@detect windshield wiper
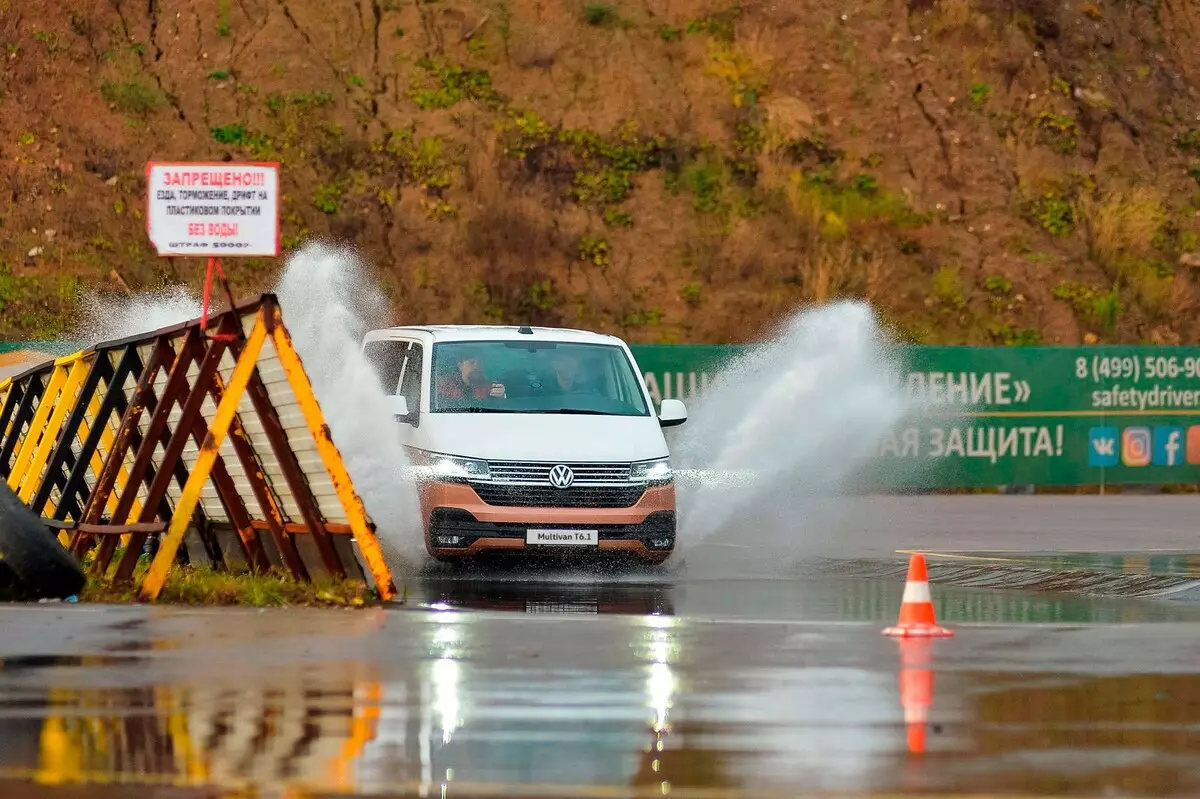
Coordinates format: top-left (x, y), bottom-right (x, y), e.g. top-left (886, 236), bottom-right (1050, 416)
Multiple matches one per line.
top-left (544, 408), bottom-right (611, 415)
top-left (438, 407), bottom-right (517, 413)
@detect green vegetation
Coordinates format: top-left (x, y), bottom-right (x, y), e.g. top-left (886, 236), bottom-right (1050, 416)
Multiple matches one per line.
top-left (706, 41), bottom-right (767, 107)
top-left (674, 158), bottom-right (727, 214)
top-left (988, 322), bottom-right (1041, 346)
top-left (100, 80), bottom-right (166, 116)
top-left (312, 182), bottom-right (346, 214)
top-left (502, 112), bottom-right (664, 223)
top-left (968, 82), bottom-right (990, 107)
top-left (582, 3), bottom-right (628, 28)
top-left (1054, 281), bottom-right (1121, 333)
top-left (578, 234), bottom-right (611, 265)
top-left (604, 207), bottom-right (633, 227)
top-left (81, 565), bottom-right (381, 607)
top-left (931, 265), bottom-right (965, 309)
top-left (265, 90), bottom-right (334, 112)
top-left (210, 123), bottom-right (246, 144)
top-left (207, 69), bottom-right (231, 80)
top-left (1034, 111), bottom-right (1079, 154)
top-left (1175, 128), bottom-right (1200, 154)
top-left (659, 24), bottom-right (683, 42)
top-left (33, 29), bottom-right (65, 56)
top-left (386, 130), bottom-right (461, 191)
top-left (984, 275), bottom-right (1012, 295)
top-left (408, 58), bottom-right (500, 110)
top-left (686, 7), bottom-right (741, 42)
top-left (217, 0), bottom-right (232, 36)
top-left (1188, 164), bottom-right (1200, 185)
top-left (786, 168), bottom-right (927, 239)
top-left (1026, 191), bottom-right (1075, 236)
top-left (680, 281), bottom-right (703, 306)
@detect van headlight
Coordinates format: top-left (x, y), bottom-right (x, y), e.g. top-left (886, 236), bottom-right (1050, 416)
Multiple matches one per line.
top-left (630, 457), bottom-right (672, 484)
top-left (407, 448), bottom-right (491, 483)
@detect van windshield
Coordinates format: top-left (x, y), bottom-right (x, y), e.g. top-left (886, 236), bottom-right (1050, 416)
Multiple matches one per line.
top-left (430, 341), bottom-right (651, 416)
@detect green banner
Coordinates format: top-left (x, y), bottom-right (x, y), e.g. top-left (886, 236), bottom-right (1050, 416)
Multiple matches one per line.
top-left (630, 345), bottom-right (1200, 487)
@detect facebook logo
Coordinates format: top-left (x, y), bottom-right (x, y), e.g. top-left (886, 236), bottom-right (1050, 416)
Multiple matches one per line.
top-left (1153, 426), bottom-right (1185, 466)
top-left (1088, 426), bottom-right (1118, 467)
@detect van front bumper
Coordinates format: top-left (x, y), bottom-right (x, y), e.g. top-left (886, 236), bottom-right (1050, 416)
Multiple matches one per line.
top-left (418, 481), bottom-right (676, 563)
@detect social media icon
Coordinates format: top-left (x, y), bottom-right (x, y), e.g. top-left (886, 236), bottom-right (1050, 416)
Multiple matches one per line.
top-left (1122, 427), bottom-right (1152, 467)
top-left (1088, 426), bottom-right (1118, 467)
top-left (1153, 426), bottom-right (1185, 466)
top-left (1187, 426), bottom-right (1200, 465)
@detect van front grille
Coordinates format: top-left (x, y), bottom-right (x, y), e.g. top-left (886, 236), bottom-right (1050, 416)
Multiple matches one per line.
top-left (488, 461), bottom-right (632, 485)
top-left (473, 484), bottom-right (646, 508)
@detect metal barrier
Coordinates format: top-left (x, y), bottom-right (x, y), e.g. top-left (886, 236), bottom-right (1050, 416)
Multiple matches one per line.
top-left (0, 294), bottom-right (396, 601)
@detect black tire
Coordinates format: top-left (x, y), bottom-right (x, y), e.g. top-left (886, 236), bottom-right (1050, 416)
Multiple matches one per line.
top-left (0, 480), bottom-right (86, 601)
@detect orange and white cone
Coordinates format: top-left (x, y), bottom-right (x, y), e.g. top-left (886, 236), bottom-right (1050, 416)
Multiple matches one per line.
top-left (883, 553), bottom-right (953, 638)
top-left (897, 639), bottom-right (934, 754)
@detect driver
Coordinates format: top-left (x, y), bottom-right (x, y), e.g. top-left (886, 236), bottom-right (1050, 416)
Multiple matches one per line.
top-left (436, 354), bottom-right (505, 402)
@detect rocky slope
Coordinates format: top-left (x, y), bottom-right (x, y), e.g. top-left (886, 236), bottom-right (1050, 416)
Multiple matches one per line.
top-left (1, 0), bottom-right (1199, 344)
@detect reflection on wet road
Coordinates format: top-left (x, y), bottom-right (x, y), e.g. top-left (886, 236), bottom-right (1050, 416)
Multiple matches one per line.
top-left (3, 575), bottom-right (1200, 798)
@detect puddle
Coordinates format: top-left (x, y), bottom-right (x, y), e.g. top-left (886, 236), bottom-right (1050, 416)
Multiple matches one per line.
top-left (0, 623), bottom-right (1198, 797)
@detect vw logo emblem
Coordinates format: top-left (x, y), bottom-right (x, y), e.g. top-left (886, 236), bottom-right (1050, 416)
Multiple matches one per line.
top-left (548, 464), bottom-right (575, 489)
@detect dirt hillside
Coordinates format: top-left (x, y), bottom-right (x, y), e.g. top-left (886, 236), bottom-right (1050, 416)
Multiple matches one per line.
top-left (2, 0), bottom-right (1199, 344)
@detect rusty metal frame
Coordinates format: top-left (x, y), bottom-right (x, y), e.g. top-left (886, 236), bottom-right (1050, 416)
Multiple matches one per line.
top-left (0, 292), bottom-right (397, 601)
top-left (52, 348), bottom-right (135, 524)
top-left (227, 330), bottom-right (346, 580)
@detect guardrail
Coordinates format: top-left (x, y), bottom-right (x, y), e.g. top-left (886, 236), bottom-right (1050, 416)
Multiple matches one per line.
top-left (0, 295), bottom-right (396, 601)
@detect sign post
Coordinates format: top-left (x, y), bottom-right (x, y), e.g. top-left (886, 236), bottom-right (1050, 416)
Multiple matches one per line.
top-left (145, 161), bottom-right (281, 338)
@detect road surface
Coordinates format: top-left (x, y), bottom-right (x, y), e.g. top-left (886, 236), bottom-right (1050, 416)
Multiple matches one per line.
top-left (1, 495), bottom-right (1199, 798)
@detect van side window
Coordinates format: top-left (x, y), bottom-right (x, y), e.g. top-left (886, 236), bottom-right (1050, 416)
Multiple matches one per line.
top-left (363, 340), bottom-right (406, 395)
top-left (398, 343), bottom-right (424, 412)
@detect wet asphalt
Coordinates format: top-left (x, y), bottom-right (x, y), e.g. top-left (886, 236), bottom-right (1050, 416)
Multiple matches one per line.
top-left (2, 496), bottom-right (1200, 798)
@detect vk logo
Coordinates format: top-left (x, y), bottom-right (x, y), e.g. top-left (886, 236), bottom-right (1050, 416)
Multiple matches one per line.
top-left (1153, 426), bottom-right (1185, 466)
top-left (1088, 426), bottom-right (1118, 467)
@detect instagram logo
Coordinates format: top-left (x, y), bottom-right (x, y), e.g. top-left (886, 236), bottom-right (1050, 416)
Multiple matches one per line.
top-left (1121, 427), bottom-right (1151, 467)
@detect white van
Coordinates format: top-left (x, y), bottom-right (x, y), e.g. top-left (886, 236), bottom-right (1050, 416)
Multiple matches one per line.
top-left (360, 325), bottom-right (687, 563)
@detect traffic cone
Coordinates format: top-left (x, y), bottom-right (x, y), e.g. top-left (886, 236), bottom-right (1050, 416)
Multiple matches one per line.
top-left (883, 553), bottom-right (953, 638)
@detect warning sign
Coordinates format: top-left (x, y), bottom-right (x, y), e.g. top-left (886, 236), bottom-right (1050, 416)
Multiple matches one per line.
top-left (146, 162), bottom-right (280, 257)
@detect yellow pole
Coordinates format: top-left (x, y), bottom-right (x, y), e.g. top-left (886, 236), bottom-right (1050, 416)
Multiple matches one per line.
top-left (8, 364), bottom-right (68, 493)
top-left (139, 315), bottom-right (268, 600)
top-left (267, 303), bottom-right (397, 600)
top-left (19, 353), bottom-right (90, 503)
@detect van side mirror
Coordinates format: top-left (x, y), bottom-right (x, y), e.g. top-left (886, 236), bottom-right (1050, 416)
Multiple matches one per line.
top-left (387, 394), bottom-right (411, 421)
top-left (658, 398), bottom-right (687, 428)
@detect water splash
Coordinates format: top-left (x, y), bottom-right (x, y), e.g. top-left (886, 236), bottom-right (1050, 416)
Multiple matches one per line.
top-left (70, 244), bottom-right (934, 578)
top-left (669, 300), bottom-right (932, 565)
top-left (72, 242), bottom-right (423, 571)
top-left (76, 285), bottom-right (201, 343)
top-left (272, 242), bottom-right (423, 569)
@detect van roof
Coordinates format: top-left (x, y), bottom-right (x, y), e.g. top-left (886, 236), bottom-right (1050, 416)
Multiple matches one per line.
top-left (367, 324), bottom-right (627, 345)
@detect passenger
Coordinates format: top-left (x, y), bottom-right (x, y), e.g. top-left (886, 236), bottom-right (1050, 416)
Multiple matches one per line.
top-left (550, 351), bottom-right (589, 393)
top-left (436, 354), bottom-right (505, 402)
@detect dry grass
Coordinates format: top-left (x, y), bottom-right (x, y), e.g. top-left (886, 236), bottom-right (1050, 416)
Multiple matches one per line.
top-left (1084, 188), bottom-right (1166, 267)
top-left (1082, 188), bottom-right (1173, 316)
